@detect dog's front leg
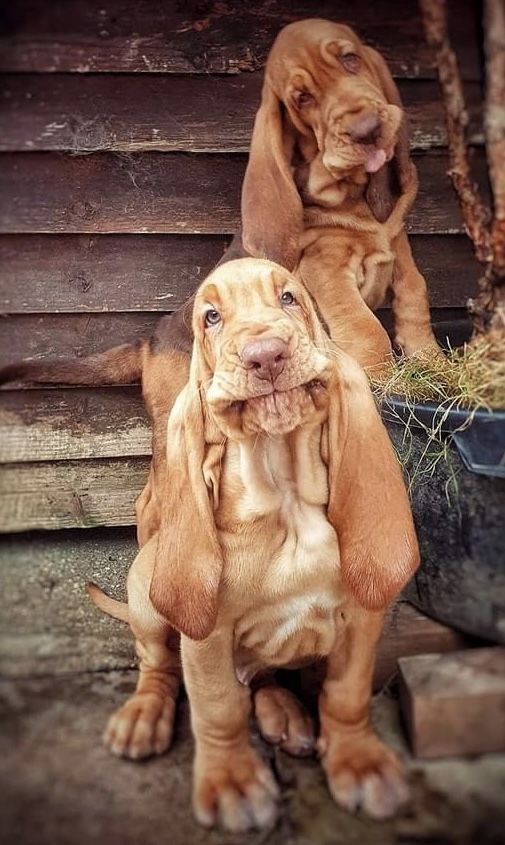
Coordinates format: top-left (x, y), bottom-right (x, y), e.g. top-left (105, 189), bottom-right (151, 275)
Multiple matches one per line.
top-left (319, 603), bottom-right (410, 820)
top-left (182, 630), bottom-right (279, 833)
top-left (391, 230), bottom-right (439, 356)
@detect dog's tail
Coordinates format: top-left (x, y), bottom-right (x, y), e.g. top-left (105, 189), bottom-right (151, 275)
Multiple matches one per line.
top-left (0, 341), bottom-right (144, 387)
top-left (87, 583), bottom-right (129, 623)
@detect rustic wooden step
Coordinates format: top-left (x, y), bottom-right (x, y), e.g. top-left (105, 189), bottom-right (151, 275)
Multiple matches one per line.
top-left (0, 456), bottom-right (150, 532)
top-left (0, 77), bottom-right (483, 154)
top-left (0, 388), bottom-right (150, 464)
top-left (0, 234), bottom-right (479, 315)
top-left (0, 0), bottom-right (480, 79)
top-left (0, 151), bottom-right (488, 235)
top-left (399, 648), bottom-right (505, 758)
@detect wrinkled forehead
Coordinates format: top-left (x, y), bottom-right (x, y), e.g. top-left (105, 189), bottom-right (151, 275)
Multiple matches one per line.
top-left (266, 19), bottom-right (363, 81)
top-left (195, 258), bottom-right (293, 312)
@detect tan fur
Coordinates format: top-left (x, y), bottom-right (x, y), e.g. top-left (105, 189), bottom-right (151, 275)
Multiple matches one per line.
top-left (87, 583), bottom-right (129, 623)
top-left (242, 19), bottom-right (438, 363)
top-left (1, 27), bottom-right (431, 817)
top-left (93, 259), bottom-right (419, 831)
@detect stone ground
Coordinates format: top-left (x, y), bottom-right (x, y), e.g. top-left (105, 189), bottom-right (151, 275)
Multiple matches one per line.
top-left (1, 672), bottom-right (505, 845)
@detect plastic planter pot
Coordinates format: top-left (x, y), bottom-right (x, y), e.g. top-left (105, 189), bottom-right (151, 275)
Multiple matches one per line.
top-left (381, 397), bottom-right (505, 643)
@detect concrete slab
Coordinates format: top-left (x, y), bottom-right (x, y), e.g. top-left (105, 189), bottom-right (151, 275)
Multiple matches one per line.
top-left (1, 672), bottom-right (504, 845)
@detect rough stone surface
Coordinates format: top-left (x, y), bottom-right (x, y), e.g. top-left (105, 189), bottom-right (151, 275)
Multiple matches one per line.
top-left (0, 529), bottom-right (136, 676)
top-left (1, 672), bottom-right (504, 845)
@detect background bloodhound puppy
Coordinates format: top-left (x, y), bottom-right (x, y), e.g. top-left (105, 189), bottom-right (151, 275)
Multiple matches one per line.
top-left (89, 257), bottom-right (420, 832)
top-left (242, 19), bottom-right (438, 364)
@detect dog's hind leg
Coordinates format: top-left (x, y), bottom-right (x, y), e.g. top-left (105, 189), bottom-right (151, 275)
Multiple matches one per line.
top-left (103, 537), bottom-right (182, 760)
top-left (253, 675), bottom-right (315, 758)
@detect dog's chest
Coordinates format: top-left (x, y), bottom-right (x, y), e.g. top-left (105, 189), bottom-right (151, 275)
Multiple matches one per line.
top-left (218, 432), bottom-right (344, 679)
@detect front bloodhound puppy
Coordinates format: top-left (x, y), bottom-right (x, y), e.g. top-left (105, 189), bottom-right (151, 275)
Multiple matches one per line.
top-left (1, 22), bottom-right (429, 800)
top-left (90, 258), bottom-right (419, 832)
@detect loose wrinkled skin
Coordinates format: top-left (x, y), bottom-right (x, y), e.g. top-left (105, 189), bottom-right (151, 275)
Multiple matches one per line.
top-left (242, 19), bottom-right (438, 365)
top-left (0, 23), bottom-right (431, 814)
top-left (90, 258), bottom-right (419, 832)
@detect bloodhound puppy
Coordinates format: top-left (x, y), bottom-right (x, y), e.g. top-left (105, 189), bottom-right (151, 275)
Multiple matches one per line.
top-left (1, 22), bottom-right (428, 787)
top-left (90, 258), bottom-right (419, 831)
top-left (242, 19), bottom-right (437, 364)
top-left (1, 20), bottom-right (437, 421)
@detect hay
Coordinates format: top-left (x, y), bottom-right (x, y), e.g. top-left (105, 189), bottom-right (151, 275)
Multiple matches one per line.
top-left (369, 336), bottom-right (505, 411)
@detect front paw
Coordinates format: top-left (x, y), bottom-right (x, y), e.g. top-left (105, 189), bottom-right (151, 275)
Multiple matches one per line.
top-left (193, 745), bottom-right (279, 832)
top-left (104, 692), bottom-right (176, 760)
top-left (319, 730), bottom-right (410, 820)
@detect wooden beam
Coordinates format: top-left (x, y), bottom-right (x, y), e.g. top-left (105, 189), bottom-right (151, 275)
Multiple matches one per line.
top-left (0, 388), bottom-right (150, 464)
top-left (0, 0), bottom-right (481, 79)
top-left (0, 151), bottom-right (489, 235)
top-left (0, 457), bottom-right (150, 532)
top-left (0, 308), bottom-right (469, 370)
top-left (0, 234), bottom-right (229, 314)
top-left (0, 76), bottom-right (483, 154)
top-left (0, 234), bottom-right (479, 315)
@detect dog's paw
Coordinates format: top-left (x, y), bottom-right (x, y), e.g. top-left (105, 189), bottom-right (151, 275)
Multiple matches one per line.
top-left (319, 731), bottom-right (410, 820)
top-left (104, 692), bottom-right (176, 760)
top-left (194, 746), bottom-right (279, 832)
top-left (254, 685), bottom-right (315, 757)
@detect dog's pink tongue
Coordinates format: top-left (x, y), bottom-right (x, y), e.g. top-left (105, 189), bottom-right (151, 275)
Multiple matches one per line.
top-left (365, 148), bottom-right (387, 173)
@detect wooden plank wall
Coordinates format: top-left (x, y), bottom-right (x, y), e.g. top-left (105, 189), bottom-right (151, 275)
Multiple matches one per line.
top-left (0, 0), bottom-right (483, 533)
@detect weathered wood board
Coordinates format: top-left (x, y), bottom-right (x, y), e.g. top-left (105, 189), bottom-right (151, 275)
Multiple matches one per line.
top-left (0, 77), bottom-right (483, 153)
top-left (0, 0), bottom-right (480, 79)
top-left (0, 308), bottom-right (468, 370)
top-left (0, 456), bottom-right (150, 531)
top-left (0, 151), bottom-right (488, 235)
top-left (0, 234), bottom-right (479, 314)
top-left (0, 388), bottom-right (150, 464)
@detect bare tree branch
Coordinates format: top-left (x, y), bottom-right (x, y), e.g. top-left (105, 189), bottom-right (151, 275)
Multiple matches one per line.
top-left (484, 0), bottom-right (505, 279)
top-left (420, 0), bottom-right (505, 337)
top-left (419, 0), bottom-right (492, 265)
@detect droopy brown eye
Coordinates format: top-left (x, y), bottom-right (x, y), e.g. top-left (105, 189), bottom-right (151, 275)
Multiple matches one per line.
top-left (341, 52), bottom-right (361, 73)
top-left (204, 308), bottom-right (221, 327)
top-left (294, 90), bottom-right (315, 108)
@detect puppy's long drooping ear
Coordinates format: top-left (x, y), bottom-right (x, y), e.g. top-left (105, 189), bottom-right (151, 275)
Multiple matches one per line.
top-left (364, 46), bottom-right (414, 223)
top-left (325, 355), bottom-right (420, 609)
top-left (241, 79), bottom-right (303, 271)
top-left (149, 354), bottom-right (224, 640)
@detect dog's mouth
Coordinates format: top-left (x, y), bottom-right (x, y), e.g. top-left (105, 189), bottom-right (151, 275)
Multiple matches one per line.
top-left (226, 378), bottom-right (327, 414)
top-left (214, 378), bottom-right (330, 437)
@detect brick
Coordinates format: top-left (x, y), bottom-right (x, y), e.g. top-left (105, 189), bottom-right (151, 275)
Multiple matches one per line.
top-left (399, 647), bottom-right (505, 758)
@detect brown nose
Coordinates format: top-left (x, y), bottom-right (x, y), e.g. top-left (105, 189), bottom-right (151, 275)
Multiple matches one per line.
top-left (241, 337), bottom-right (289, 381)
top-left (348, 112), bottom-right (381, 144)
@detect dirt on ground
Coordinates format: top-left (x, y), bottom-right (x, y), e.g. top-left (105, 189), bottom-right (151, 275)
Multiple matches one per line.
top-left (1, 671), bottom-right (505, 845)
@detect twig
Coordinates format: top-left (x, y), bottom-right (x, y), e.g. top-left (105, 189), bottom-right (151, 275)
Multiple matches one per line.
top-left (419, 0), bottom-right (492, 265)
top-left (420, 0), bottom-right (505, 337)
top-left (484, 0), bottom-right (505, 280)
